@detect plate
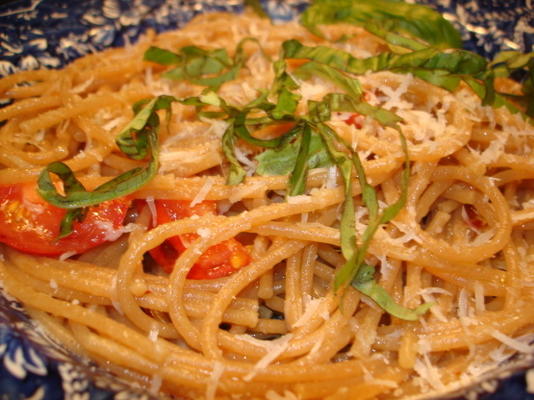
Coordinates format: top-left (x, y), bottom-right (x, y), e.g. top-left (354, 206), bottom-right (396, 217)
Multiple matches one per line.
top-left (0, 1), bottom-right (533, 399)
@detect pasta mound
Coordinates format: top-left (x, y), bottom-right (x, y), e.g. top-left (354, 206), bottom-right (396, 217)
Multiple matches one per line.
top-left (0, 10), bottom-right (533, 400)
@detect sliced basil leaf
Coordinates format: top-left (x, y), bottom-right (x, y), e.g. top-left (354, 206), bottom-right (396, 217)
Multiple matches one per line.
top-left (144, 46), bottom-right (182, 65)
top-left (300, 0), bottom-right (461, 48)
top-left (271, 59), bottom-right (301, 119)
top-left (364, 22), bottom-right (428, 52)
top-left (463, 76), bottom-right (522, 115)
top-left (352, 265), bottom-right (432, 321)
top-left (408, 68), bottom-right (461, 91)
top-left (283, 40), bottom-right (486, 76)
top-left (146, 38), bottom-right (262, 91)
top-left (222, 122), bottom-right (247, 185)
top-left (59, 208), bottom-right (86, 238)
top-left (316, 123), bottom-right (357, 263)
top-left (294, 61), bottom-right (364, 99)
top-left (288, 124), bottom-right (312, 196)
top-left (233, 112), bottom-right (286, 148)
top-left (255, 131), bottom-right (331, 176)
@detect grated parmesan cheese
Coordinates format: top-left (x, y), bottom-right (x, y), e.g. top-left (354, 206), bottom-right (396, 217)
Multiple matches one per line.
top-left (145, 196), bottom-right (157, 227)
top-left (293, 295), bottom-right (329, 328)
top-left (190, 176), bottom-right (214, 207)
top-left (59, 251), bottom-right (77, 261)
top-left (242, 334), bottom-right (293, 382)
top-left (488, 329), bottom-right (534, 354)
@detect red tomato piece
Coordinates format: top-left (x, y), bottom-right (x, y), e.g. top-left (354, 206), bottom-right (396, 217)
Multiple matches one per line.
top-left (0, 183), bottom-right (131, 256)
top-left (149, 199), bottom-right (251, 279)
top-left (344, 112), bottom-right (364, 129)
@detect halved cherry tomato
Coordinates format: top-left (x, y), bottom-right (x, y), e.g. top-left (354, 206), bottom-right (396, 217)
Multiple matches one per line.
top-left (149, 199), bottom-right (251, 279)
top-left (0, 183), bottom-right (131, 256)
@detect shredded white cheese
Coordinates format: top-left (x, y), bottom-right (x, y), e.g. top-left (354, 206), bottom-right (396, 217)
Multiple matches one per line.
top-left (190, 176), bottom-right (214, 207)
top-left (488, 328), bottom-right (534, 353)
top-left (145, 196), bottom-right (157, 227)
top-left (243, 334), bottom-right (293, 382)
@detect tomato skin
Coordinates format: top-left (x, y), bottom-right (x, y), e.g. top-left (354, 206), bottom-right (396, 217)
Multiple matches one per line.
top-left (0, 183), bottom-right (131, 256)
top-left (150, 199), bottom-right (251, 279)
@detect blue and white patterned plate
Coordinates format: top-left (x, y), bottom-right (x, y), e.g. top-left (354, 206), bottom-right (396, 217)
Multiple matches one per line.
top-left (0, 1), bottom-right (533, 399)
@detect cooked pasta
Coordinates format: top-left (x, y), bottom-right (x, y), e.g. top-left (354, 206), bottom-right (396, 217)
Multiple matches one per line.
top-left (0, 5), bottom-right (533, 400)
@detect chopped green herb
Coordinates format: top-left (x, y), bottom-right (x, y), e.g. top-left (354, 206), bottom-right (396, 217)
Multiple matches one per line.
top-left (353, 265), bottom-right (433, 320)
top-left (299, 0), bottom-right (462, 48)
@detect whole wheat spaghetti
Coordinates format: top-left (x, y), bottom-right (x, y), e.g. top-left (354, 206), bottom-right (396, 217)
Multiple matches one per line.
top-left (0, 5), bottom-right (533, 400)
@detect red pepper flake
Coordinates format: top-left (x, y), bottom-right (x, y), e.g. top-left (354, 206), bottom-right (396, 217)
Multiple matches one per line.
top-left (462, 204), bottom-right (487, 230)
top-left (344, 113), bottom-right (364, 129)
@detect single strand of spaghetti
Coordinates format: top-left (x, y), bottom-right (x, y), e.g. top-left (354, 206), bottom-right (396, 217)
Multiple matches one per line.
top-left (264, 295), bottom-right (285, 313)
top-left (103, 153), bottom-right (145, 172)
top-left (490, 153), bottom-right (534, 173)
top-left (502, 242), bottom-right (523, 310)
top-left (453, 147), bottom-right (486, 176)
top-left (403, 264), bottom-right (424, 309)
top-left (284, 250), bottom-right (304, 329)
top-left (492, 169), bottom-right (533, 187)
top-left (255, 318), bottom-right (288, 335)
top-left (300, 244), bottom-right (318, 302)
top-left (442, 183), bottom-right (477, 205)
top-left (132, 154), bottom-right (400, 201)
top-left (313, 261), bottom-right (336, 282)
top-left (511, 208), bottom-right (534, 227)
top-left (255, 237), bottom-right (274, 299)
top-left (0, 167), bottom-right (40, 184)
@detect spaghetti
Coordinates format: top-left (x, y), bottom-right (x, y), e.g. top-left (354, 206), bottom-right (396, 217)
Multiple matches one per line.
top-left (0, 5), bottom-right (533, 400)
